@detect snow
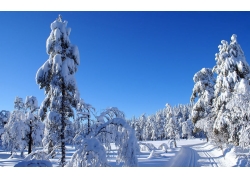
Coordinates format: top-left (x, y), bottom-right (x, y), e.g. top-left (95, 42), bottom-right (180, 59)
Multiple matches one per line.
top-left (14, 159), bottom-right (52, 167)
top-left (1, 138), bottom-right (247, 167)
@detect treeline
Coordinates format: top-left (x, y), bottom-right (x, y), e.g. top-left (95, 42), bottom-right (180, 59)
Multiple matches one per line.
top-left (128, 103), bottom-right (196, 145)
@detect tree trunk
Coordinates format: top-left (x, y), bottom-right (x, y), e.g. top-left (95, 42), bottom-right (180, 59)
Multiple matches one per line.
top-left (205, 132), bottom-right (208, 142)
top-left (28, 121), bottom-right (32, 154)
top-left (20, 150), bottom-right (24, 158)
top-left (61, 83), bottom-right (66, 167)
top-left (48, 140), bottom-right (55, 158)
top-left (87, 109), bottom-right (90, 135)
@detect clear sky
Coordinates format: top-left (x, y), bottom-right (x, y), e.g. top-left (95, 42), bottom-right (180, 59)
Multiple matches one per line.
top-left (1, 11), bottom-right (250, 119)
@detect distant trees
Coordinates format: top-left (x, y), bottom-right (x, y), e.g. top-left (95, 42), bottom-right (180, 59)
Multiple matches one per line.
top-left (1, 96), bottom-right (44, 157)
top-left (164, 104), bottom-right (179, 147)
top-left (36, 15), bottom-right (80, 166)
top-left (128, 103), bottom-right (193, 143)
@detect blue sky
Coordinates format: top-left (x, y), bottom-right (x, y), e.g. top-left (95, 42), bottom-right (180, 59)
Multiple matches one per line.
top-left (1, 11), bottom-right (250, 119)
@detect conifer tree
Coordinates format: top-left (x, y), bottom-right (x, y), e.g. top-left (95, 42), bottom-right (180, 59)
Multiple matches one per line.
top-left (190, 68), bottom-right (215, 141)
top-left (36, 15), bottom-right (80, 166)
top-left (212, 34), bottom-right (250, 146)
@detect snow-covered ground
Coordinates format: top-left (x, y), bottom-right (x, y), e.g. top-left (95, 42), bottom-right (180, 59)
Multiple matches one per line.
top-left (1, 138), bottom-right (248, 167)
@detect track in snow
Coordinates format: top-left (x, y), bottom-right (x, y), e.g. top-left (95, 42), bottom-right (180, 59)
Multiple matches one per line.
top-left (169, 145), bottom-right (200, 167)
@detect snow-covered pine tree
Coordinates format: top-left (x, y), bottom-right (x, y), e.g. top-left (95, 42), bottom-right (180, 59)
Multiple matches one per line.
top-left (164, 104), bottom-right (179, 147)
top-left (190, 68), bottom-right (215, 141)
top-left (1, 97), bottom-right (28, 157)
top-left (181, 119), bottom-right (194, 139)
top-left (0, 110), bottom-right (10, 140)
top-left (155, 111), bottom-right (165, 140)
top-left (36, 15), bottom-right (80, 166)
top-left (24, 96), bottom-right (44, 154)
top-left (212, 34), bottom-right (250, 146)
top-left (226, 78), bottom-right (250, 146)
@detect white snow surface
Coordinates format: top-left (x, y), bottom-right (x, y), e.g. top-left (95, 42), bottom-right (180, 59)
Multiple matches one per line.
top-left (0, 138), bottom-right (247, 167)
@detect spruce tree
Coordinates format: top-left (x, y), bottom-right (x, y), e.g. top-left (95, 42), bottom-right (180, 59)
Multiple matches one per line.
top-left (212, 34), bottom-right (250, 146)
top-left (190, 68), bottom-right (215, 141)
top-left (36, 15), bottom-right (80, 166)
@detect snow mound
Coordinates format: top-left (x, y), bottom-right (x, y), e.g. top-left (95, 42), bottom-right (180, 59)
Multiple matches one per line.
top-left (147, 150), bottom-right (162, 159)
top-left (158, 143), bottom-right (168, 152)
top-left (138, 142), bottom-right (157, 152)
top-left (14, 159), bottom-right (52, 167)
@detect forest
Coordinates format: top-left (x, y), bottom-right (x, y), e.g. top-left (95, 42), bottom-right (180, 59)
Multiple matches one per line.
top-left (1, 14), bottom-right (250, 167)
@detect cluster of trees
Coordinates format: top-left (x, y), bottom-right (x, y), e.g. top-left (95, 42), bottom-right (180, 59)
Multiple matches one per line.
top-left (0, 15), bottom-right (138, 167)
top-left (190, 34), bottom-right (250, 152)
top-left (0, 96), bottom-right (43, 157)
top-left (128, 103), bottom-right (195, 147)
top-left (129, 34), bottom-right (250, 155)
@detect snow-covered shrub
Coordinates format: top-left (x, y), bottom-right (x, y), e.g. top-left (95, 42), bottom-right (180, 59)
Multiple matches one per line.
top-left (66, 137), bottom-right (109, 167)
top-left (24, 150), bottom-right (50, 161)
top-left (71, 107), bottom-right (138, 167)
top-left (95, 117), bottom-right (138, 167)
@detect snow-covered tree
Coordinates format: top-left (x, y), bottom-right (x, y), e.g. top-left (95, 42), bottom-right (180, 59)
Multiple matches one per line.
top-left (190, 68), bottom-right (215, 141)
top-left (24, 96), bottom-right (44, 154)
top-left (1, 97), bottom-right (28, 157)
top-left (226, 79), bottom-right (250, 146)
top-left (164, 104), bottom-right (179, 147)
top-left (212, 34), bottom-right (250, 146)
top-left (66, 137), bottom-right (109, 167)
top-left (74, 99), bottom-right (95, 137)
top-left (1, 96), bottom-right (44, 156)
top-left (181, 119), bottom-right (194, 139)
top-left (36, 15), bottom-right (80, 166)
top-left (155, 111), bottom-right (165, 140)
top-left (69, 107), bottom-right (138, 167)
top-left (139, 114), bottom-right (147, 141)
top-left (0, 110), bottom-right (10, 140)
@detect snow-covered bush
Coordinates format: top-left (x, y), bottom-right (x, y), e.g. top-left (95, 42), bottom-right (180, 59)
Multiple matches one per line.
top-left (71, 107), bottom-right (138, 167)
top-left (66, 137), bottom-right (109, 167)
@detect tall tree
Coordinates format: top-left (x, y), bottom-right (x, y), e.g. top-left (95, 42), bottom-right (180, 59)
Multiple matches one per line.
top-left (36, 15), bottom-right (80, 166)
top-left (190, 68), bottom-right (215, 141)
top-left (212, 34), bottom-right (250, 146)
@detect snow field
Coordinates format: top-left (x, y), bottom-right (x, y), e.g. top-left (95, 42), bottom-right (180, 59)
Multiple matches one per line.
top-left (1, 138), bottom-right (245, 167)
